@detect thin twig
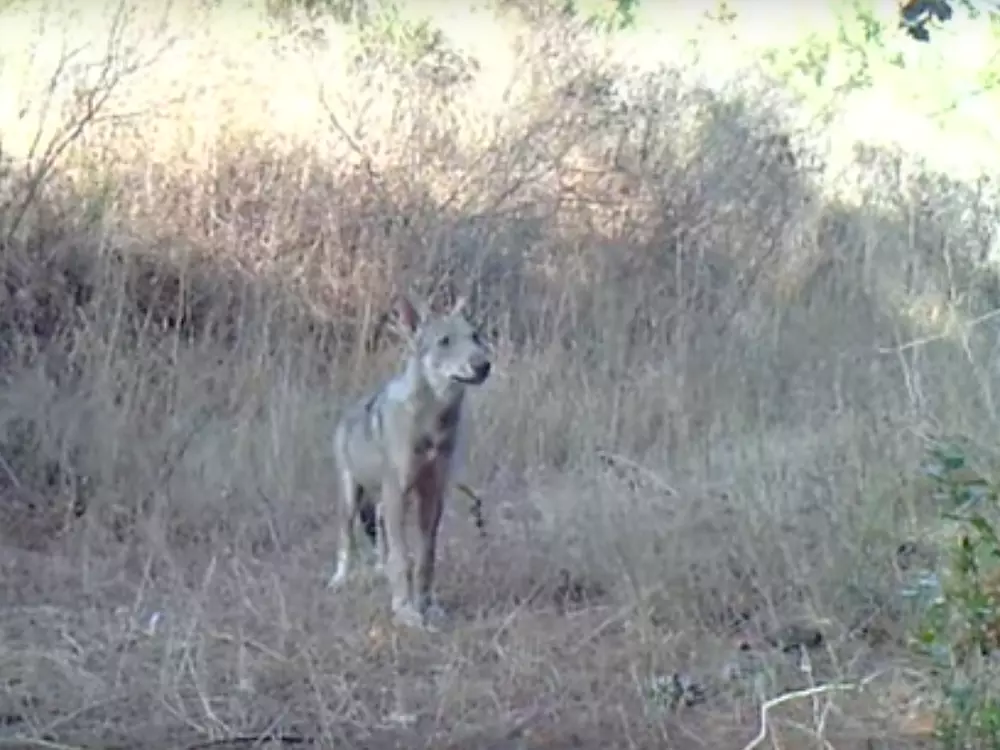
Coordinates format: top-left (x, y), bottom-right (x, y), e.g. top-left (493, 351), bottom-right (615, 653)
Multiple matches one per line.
top-left (0, 448), bottom-right (23, 488)
top-left (740, 672), bottom-right (883, 750)
top-left (0, 739), bottom-right (88, 750)
top-left (876, 307), bottom-right (1000, 354)
top-left (484, 704), bottom-right (552, 750)
top-left (5, 0), bottom-right (175, 243)
top-left (440, 702), bottom-right (555, 750)
top-left (567, 605), bottom-right (632, 656)
top-left (595, 448), bottom-right (678, 496)
top-left (182, 732), bottom-right (311, 750)
top-left (454, 481), bottom-right (488, 539)
top-left (488, 577), bottom-right (551, 655)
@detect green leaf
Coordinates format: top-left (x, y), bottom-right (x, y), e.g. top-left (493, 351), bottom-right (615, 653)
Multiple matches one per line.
top-left (969, 514), bottom-right (1000, 545)
top-left (933, 444), bottom-right (967, 472)
top-left (918, 627), bottom-right (939, 645)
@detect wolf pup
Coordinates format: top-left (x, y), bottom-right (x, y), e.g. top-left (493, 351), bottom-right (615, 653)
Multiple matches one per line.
top-left (329, 292), bottom-right (492, 630)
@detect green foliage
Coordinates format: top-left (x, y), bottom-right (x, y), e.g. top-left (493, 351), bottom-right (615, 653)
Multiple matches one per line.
top-left (752, 0), bottom-right (1000, 146)
top-left (352, 4), bottom-right (445, 65)
top-left (266, 0), bottom-right (368, 24)
top-left (900, 0), bottom-right (954, 42)
top-left (907, 441), bottom-right (1000, 749)
top-left (560, 0), bottom-right (639, 33)
top-left (900, 0), bottom-right (1000, 42)
top-left (704, 0), bottom-right (738, 26)
top-left (761, 0), bottom-right (902, 97)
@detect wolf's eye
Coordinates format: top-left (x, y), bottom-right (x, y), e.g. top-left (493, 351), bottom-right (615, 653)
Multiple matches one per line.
top-left (439, 335), bottom-right (451, 348)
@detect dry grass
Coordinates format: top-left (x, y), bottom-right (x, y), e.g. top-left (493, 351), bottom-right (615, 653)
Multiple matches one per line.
top-left (0, 1), bottom-right (996, 747)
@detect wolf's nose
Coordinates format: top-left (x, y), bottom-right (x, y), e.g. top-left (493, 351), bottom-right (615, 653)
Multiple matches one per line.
top-left (475, 361), bottom-right (491, 380)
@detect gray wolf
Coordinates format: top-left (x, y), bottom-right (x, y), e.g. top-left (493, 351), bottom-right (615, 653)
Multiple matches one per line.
top-left (328, 291), bottom-right (492, 630)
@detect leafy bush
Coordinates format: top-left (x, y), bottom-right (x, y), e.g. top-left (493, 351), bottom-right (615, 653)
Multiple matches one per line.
top-left (266, 0), bottom-right (369, 24)
top-left (351, 5), bottom-right (445, 65)
top-left (562, 0), bottom-right (641, 33)
top-left (909, 441), bottom-right (1000, 748)
top-left (761, 0), bottom-right (903, 98)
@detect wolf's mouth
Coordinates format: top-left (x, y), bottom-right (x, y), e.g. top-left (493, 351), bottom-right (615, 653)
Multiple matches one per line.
top-left (453, 362), bottom-right (491, 385)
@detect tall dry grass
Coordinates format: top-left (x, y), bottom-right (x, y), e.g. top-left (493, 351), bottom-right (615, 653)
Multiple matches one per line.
top-left (1, 1), bottom-right (998, 747)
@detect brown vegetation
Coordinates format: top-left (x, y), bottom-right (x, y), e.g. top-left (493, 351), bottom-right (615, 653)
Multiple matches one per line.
top-left (0, 2), bottom-right (994, 747)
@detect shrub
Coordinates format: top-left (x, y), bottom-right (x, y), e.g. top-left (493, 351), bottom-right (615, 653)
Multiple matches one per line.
top-left (909, 440), bottom-right (1000, 748)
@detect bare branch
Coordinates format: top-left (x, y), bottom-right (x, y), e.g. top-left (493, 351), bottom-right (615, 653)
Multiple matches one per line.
top-left (740, 672), bottom-right (885, 750)
top-left (2, 0), bottom-right (177, 244)
top-left (876, 307), bottom-right (1000, 354)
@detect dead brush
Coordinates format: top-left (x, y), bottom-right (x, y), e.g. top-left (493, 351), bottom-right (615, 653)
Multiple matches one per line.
top-left (0, 2), bottom-right (995, 748)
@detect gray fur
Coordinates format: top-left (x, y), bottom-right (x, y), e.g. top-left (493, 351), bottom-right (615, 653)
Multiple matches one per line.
top-left (328, 292), bottom-right (491, 630)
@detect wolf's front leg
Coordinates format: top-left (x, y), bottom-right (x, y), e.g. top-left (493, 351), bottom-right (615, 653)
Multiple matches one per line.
top-left (329, 476), bottom-right (363, 589)
top-left (381, 481), bottom-right (423, 628)
top-left (413, 472), bottom-right (448, 629)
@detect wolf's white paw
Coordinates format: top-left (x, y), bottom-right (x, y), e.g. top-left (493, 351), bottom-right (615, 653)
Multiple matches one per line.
top-left (328, 567), bottom-right (352, 590)
top-left (423, 602), bottom-right (449, 628)
top-left (393, 602), bottom-right (434, 631)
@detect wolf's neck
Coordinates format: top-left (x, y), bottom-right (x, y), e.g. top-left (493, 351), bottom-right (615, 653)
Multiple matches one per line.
top-left (400, 357), bottom-right (464, 409)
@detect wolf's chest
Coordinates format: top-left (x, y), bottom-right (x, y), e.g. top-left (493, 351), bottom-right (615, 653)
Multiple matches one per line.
top-left (411, 402), bottom-right (462, 461)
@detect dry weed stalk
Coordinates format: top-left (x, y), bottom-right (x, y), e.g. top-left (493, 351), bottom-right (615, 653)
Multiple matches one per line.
top-left (1, 0), bottom-right (174, 245)
top-left (741, 662), bottom-right (886, 750)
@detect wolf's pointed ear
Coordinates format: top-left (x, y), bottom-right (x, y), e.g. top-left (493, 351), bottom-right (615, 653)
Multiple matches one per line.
top-left (392, 293), bottom-right (424, 336)
top-left (434, 277), bottom-right (468, 316)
